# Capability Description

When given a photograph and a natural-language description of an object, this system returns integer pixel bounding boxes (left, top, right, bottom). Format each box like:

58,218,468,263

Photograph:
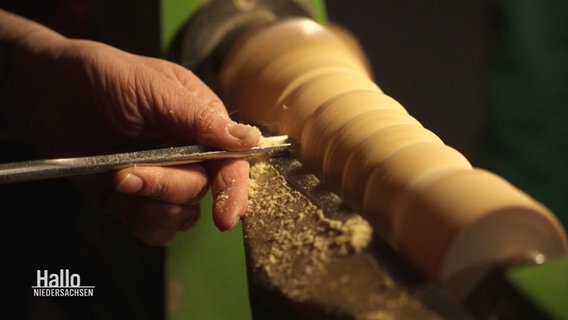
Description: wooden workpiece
219,17,568,291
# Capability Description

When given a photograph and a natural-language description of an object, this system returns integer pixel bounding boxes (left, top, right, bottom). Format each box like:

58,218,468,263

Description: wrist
0,9,67,72
0,10,67,141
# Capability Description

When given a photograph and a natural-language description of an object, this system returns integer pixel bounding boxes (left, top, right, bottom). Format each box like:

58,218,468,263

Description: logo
32,269,95,297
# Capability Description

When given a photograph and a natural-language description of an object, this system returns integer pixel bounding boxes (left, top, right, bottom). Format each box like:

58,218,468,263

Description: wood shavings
244,160,441,319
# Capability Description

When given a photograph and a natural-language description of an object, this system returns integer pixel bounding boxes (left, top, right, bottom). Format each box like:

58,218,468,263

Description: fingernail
116,173,144,193
228,122,259,143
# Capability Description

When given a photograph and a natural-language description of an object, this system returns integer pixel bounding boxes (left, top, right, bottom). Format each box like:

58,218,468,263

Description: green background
168,194,252,320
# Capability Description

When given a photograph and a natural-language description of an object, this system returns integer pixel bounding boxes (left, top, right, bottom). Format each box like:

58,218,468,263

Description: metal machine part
175,0,317,88
245,157,474,319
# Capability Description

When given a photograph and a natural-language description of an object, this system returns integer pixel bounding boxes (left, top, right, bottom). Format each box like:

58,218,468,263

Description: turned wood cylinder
219,17,568,282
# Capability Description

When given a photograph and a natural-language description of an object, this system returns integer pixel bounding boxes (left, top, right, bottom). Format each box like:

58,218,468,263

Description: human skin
0,9,261,246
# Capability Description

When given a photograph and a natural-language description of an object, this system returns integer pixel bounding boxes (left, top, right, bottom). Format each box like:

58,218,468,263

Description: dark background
325,0,489,162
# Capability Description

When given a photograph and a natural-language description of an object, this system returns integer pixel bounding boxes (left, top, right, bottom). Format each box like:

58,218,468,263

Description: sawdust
245,160,441,319
257,135,288,147
247,161,372,299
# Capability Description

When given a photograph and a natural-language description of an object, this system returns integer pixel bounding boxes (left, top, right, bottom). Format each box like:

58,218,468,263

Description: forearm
0,9,67,70
0,9,67,140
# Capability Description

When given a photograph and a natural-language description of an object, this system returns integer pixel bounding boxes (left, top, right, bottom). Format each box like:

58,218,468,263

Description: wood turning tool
0,136,294,184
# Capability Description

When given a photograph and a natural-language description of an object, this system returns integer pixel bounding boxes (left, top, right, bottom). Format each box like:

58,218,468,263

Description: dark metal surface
244,157,474,319
174,0,316,88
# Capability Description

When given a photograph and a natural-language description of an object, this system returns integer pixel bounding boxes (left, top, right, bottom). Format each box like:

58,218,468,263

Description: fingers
104,159,251,244
105,164,209,246
105,158,251,244
114,165,209,203
144,62,261,150
207,159,251,232
191,103,261,151
105,194,201,246
57,49,260,242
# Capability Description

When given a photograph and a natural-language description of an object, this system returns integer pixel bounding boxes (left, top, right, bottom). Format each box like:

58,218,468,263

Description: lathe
6,0,565,319
158,1,568,319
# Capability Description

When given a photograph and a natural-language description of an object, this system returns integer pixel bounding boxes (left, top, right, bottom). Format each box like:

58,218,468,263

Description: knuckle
195,102,226,133
135,227,176,247
137,166,209,204
145,233,175,247
160,204,186,221
142,168,171,200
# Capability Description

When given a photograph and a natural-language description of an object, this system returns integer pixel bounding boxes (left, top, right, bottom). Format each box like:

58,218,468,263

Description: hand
1,17,260,246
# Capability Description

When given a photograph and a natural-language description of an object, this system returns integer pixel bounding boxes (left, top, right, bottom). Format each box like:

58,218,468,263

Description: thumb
190,103,261,151
149,66,261,150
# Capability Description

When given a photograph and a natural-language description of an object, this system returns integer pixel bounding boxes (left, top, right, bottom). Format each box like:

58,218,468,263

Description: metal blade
0,135,296,184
